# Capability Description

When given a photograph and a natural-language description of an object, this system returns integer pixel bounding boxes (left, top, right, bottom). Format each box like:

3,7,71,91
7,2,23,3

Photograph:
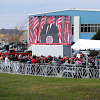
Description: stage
30,44,71,57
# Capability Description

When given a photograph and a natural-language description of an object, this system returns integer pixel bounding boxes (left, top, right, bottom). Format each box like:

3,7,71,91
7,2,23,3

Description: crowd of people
0,52,97,68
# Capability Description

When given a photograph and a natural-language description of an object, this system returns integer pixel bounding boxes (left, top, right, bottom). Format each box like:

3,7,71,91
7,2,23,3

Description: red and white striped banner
29,16,34,43
57,16,62,43
66,16,71,43
51,16,56,25
63,20,67,43
33,16,39,43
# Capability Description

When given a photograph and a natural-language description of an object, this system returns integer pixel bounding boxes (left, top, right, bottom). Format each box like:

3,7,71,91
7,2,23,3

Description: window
88,27,90,32
84,27,87,32
72,24,74,35
90,27,94,32
81,24,100,33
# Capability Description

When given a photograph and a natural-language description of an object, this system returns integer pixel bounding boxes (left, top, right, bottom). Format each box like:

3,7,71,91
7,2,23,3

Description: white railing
0,61,100,79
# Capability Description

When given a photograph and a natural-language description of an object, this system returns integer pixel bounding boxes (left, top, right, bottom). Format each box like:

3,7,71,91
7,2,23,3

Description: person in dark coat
41,17,58,35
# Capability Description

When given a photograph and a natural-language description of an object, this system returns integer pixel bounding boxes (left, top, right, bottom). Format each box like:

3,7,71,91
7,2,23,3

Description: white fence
0,61,100,79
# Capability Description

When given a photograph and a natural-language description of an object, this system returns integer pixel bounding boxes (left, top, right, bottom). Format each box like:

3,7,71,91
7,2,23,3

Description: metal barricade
1,62,11,73
0,61,100,79
0,60,5,70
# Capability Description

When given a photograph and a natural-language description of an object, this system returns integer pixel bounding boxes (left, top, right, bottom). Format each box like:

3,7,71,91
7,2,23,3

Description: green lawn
0,73,100,100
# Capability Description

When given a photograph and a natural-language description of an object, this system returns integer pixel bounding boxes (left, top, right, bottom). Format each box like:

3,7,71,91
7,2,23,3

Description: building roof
28,8,100,16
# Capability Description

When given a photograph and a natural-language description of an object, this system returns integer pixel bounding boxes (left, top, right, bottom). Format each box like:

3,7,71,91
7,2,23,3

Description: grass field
0,73,100,100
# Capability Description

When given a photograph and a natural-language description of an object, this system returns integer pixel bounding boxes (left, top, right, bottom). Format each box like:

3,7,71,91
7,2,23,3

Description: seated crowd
0,52,96,68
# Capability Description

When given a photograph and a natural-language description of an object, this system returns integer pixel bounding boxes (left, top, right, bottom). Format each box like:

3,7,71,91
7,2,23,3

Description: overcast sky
0,0,100,29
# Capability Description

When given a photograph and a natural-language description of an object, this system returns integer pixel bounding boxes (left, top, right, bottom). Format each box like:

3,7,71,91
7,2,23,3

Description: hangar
29,8,100,42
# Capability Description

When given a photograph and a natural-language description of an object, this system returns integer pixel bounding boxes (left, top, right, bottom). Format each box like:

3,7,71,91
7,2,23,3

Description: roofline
28,9,70,16
28,8,100,16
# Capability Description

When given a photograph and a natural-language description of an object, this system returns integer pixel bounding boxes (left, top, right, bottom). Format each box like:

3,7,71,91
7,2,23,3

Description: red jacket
31,58,37,63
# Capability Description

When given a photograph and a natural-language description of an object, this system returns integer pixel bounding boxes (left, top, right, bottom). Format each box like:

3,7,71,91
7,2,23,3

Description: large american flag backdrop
29,16,71,44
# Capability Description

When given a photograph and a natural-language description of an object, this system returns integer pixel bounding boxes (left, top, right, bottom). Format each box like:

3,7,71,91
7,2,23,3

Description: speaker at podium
41,34,59,43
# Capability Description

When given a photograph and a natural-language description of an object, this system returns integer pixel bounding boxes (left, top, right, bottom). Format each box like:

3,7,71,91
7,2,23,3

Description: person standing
41,17,58,35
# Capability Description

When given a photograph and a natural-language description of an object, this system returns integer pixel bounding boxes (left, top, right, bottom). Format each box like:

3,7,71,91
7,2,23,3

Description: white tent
71,39,100,68
71,39,100,50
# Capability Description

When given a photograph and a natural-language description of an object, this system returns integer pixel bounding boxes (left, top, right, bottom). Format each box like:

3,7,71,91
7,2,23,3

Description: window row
81,27,100,32
71,24,100,34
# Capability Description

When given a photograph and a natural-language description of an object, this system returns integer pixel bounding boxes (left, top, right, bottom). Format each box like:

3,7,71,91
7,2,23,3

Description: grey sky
0,0,99,29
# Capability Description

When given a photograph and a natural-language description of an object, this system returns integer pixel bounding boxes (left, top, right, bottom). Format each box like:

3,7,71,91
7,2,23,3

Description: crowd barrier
0,60,100,79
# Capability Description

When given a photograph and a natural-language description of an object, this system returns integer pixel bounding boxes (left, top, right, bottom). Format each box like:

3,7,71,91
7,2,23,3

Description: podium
41,34,59,43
